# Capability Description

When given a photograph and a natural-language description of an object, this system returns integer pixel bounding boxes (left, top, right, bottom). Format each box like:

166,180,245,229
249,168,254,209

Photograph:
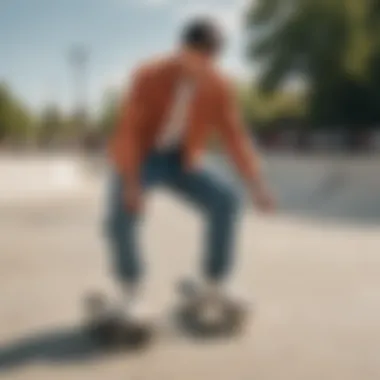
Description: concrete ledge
0,156,87,202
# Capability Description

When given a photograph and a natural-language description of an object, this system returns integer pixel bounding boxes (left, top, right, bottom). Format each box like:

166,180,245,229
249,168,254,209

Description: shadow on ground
0,326,139,373
0,314,244,374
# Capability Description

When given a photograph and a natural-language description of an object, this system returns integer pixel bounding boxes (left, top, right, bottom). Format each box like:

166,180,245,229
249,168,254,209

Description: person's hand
124,183,143,213
250,180,276,213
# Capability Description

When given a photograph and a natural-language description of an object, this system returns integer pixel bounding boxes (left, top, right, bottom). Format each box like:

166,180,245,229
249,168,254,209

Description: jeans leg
104,154,167,285
166,163,241,281
105,171,142,284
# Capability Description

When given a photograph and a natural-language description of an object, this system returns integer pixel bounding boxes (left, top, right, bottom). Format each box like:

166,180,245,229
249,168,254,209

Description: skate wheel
176,298,248,338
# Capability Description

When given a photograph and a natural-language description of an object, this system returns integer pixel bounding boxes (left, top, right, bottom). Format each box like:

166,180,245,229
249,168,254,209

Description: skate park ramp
265,154,380,223
1,153,379,224
210,153,380,224
0,154,379,380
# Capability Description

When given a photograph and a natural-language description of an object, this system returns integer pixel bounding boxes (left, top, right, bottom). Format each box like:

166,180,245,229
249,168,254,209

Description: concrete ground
0,155,379,380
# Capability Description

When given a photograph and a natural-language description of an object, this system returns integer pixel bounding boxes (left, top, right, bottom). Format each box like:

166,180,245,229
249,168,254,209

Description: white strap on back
156,80,195,150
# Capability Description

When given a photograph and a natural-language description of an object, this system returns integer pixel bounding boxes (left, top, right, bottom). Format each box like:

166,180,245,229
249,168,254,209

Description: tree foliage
37,104,65,146
97,88,120,137
247,0,380,127
0,83,34,142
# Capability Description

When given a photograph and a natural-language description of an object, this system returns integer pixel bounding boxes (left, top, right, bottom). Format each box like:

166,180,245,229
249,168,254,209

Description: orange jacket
108,53,260,186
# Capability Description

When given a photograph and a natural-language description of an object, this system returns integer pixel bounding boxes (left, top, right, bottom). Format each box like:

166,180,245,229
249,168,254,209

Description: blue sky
0,0,250,114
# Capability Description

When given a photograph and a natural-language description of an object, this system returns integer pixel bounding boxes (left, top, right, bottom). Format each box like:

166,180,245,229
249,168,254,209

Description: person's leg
104,153,168,317
164,154,241,284
105,171,141,286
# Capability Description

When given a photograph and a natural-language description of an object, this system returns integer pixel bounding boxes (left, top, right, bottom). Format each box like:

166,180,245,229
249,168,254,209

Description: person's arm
113,67,147,187
217,79,274,211
111,67,149,211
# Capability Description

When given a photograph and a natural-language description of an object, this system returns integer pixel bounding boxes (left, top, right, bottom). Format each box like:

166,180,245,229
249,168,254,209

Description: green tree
0,82,34,143
98,88,120,137
239,83,306,127
38,104,64,146
247,0,380,127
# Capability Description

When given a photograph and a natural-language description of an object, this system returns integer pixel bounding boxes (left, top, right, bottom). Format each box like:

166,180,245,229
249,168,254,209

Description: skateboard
83,284,249,349
83,293,154,350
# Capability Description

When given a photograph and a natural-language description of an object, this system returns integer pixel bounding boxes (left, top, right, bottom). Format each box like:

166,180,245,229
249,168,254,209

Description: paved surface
0,155,379,380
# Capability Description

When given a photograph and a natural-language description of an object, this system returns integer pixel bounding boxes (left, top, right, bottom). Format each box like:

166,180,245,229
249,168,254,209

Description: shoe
178,278,253,326
119,298,154,328
116,282,155,331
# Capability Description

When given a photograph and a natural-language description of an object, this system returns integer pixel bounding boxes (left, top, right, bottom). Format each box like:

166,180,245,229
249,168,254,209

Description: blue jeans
105,149,241,284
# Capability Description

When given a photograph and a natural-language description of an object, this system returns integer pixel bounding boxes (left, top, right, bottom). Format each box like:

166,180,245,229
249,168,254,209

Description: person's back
109,49,247,181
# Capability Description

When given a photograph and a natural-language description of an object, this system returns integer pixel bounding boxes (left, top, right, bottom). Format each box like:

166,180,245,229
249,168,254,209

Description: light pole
68,45,89,146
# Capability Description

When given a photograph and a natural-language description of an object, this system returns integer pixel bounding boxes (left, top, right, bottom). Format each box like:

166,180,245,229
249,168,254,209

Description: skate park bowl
1,153,380,223
0,153,379,380
209,153,380,224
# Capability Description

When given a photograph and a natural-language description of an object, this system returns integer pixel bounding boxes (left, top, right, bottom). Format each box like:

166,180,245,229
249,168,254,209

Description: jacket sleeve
216,78,261,184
